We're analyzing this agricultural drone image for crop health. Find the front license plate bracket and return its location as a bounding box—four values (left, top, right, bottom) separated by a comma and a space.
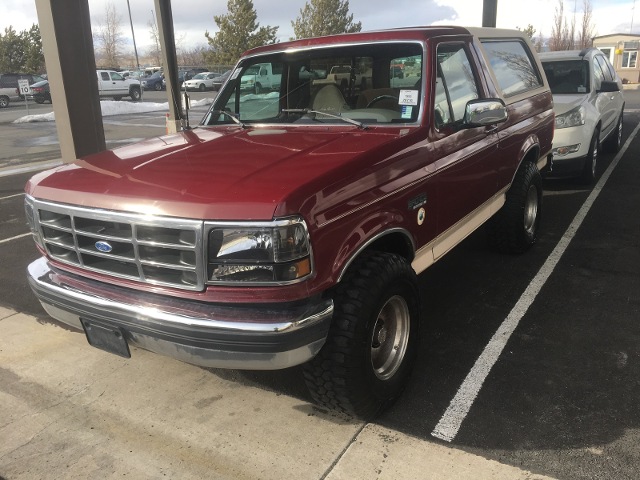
81, 318, 131, 358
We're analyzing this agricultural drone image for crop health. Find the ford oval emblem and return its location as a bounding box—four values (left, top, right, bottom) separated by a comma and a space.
95, 240, 113, 253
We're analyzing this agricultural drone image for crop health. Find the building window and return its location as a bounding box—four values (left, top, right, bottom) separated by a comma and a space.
622, 50, 638, 68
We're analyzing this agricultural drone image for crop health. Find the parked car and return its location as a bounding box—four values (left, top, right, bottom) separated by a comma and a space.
540, 48, 625, 183
96, 70, 142, 101
182, 72, 219, 91
27, 80, 51, 104
141, 71, 165, 91
0, 73, 46, 107
210, 70, 231, 91
25, 26, 553, 419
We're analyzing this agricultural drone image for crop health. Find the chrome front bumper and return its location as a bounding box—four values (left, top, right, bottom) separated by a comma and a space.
27, 257, 333, 370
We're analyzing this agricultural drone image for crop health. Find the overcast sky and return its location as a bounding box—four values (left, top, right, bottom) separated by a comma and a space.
3, 0, 638, 54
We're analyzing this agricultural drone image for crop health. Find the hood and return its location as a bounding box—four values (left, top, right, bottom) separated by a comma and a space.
551, 94, 587, 116
27, 126, 400, 221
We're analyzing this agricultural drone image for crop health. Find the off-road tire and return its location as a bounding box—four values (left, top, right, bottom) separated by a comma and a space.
489, 161, 542, 254
303, 251, 421, 419
603, 113, 623, 154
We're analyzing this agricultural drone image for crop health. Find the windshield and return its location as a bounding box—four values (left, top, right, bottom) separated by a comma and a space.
192, 73, 206, 80
542, 60, 590, 94
202, 42, 423, 127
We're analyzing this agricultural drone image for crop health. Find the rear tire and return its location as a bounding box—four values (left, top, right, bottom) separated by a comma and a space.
489, 161, 542, 254
303, 251, 421, 419
198, 83, 206, 92
0, 96, 9, 108
603, 113, 623, 154
580, 128, 599, 184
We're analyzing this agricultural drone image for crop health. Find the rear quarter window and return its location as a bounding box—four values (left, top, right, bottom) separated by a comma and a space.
481, 40, 543, 97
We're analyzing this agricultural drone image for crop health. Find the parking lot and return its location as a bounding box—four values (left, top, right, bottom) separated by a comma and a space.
1, 90, 639, 479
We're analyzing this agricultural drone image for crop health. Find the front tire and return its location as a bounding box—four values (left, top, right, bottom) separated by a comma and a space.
303, 251, 421, 419
129, 88, 141, 102
603, 113, 623, 154
489, 161, 542, 253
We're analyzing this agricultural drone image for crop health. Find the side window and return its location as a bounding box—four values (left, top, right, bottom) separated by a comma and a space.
594, 55, 613, 82
110, 72, 124, 81
100, 72, 110, 81
434, 43, 479, 129
481, 40, 543, 96
592, 59, 605, 89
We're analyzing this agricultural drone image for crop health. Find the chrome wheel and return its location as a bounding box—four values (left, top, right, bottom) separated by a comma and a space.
523, 184, 539, 236
371, 295, 410, 380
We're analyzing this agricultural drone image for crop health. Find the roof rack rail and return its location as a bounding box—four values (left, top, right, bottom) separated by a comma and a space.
579, 47, 597, 57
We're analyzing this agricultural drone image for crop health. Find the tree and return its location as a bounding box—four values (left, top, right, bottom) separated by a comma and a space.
577, 0, 596, 49
147, 16, 163, 67
204, 0, 278, 66
291, 0, 361, 39
94, 1, 125, 68
0, 25, 44, 73
22, 25, 44, 73
517, 24, 536, 40
0, 26, 26, 72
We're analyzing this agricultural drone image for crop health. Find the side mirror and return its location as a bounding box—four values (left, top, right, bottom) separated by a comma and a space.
463, 99, 508, 127
598, 81, 620, 93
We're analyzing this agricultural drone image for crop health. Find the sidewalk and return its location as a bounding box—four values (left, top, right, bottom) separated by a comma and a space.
0, 306, 553, 479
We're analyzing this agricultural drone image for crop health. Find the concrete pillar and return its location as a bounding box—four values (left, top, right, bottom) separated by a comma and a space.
34, 0, 106, 161
154, 0, 183, 133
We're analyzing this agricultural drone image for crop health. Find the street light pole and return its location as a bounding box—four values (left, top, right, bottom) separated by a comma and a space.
126, 0, 140, 71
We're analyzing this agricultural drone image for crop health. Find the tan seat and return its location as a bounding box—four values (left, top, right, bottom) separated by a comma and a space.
312, 84, 349, 113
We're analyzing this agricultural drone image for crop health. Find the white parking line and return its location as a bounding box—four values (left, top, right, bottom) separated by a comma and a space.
0, 193, 24, 201
432, 122, 640, 443
0, 232, 31, 244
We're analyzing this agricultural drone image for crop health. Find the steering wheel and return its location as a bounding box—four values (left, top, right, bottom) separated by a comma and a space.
366, 95, 397, 108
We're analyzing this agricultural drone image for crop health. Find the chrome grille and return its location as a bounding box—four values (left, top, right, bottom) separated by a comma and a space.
31, 199, 205, 291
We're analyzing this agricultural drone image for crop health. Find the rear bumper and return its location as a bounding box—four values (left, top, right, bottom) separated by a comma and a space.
27, 257, 333, 370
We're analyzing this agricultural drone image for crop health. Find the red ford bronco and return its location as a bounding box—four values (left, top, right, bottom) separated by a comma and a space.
26, 26, 553, 418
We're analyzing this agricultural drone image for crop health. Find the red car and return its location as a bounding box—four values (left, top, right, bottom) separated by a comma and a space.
26, 26, 553, 418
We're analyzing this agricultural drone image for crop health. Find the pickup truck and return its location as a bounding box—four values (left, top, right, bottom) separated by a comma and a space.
96, 70, 142, 101
26, 26, 553, 418
240, 62, 281, 93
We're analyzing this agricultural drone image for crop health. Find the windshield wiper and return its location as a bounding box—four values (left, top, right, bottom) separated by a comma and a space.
213, 109, 248, 128
282, 108, 367, 129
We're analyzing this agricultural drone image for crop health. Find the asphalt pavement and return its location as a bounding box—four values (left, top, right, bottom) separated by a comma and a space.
1, 90, 639, 479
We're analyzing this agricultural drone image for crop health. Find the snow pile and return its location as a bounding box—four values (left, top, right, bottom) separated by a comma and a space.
13, 97, 214, 124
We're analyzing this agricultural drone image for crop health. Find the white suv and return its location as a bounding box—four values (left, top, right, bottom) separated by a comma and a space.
540, 48, 624, 183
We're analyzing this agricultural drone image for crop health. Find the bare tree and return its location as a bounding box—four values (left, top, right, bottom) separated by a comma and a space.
147, 15, 162, 67
94, 1, 125, 68
577, 0, 596, 49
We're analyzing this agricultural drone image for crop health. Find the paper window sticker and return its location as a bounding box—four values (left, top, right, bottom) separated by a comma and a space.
398, 90, 419, 106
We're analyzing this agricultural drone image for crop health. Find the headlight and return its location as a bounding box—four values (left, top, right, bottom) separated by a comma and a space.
555, 106, 585, 129
206, 217, 312, 284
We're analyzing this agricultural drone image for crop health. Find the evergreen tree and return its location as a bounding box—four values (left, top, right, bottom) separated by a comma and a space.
291, 0, 361, 40
0, 27, 26, 72
205, 0, 278, 66
22, 25, 45, 73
